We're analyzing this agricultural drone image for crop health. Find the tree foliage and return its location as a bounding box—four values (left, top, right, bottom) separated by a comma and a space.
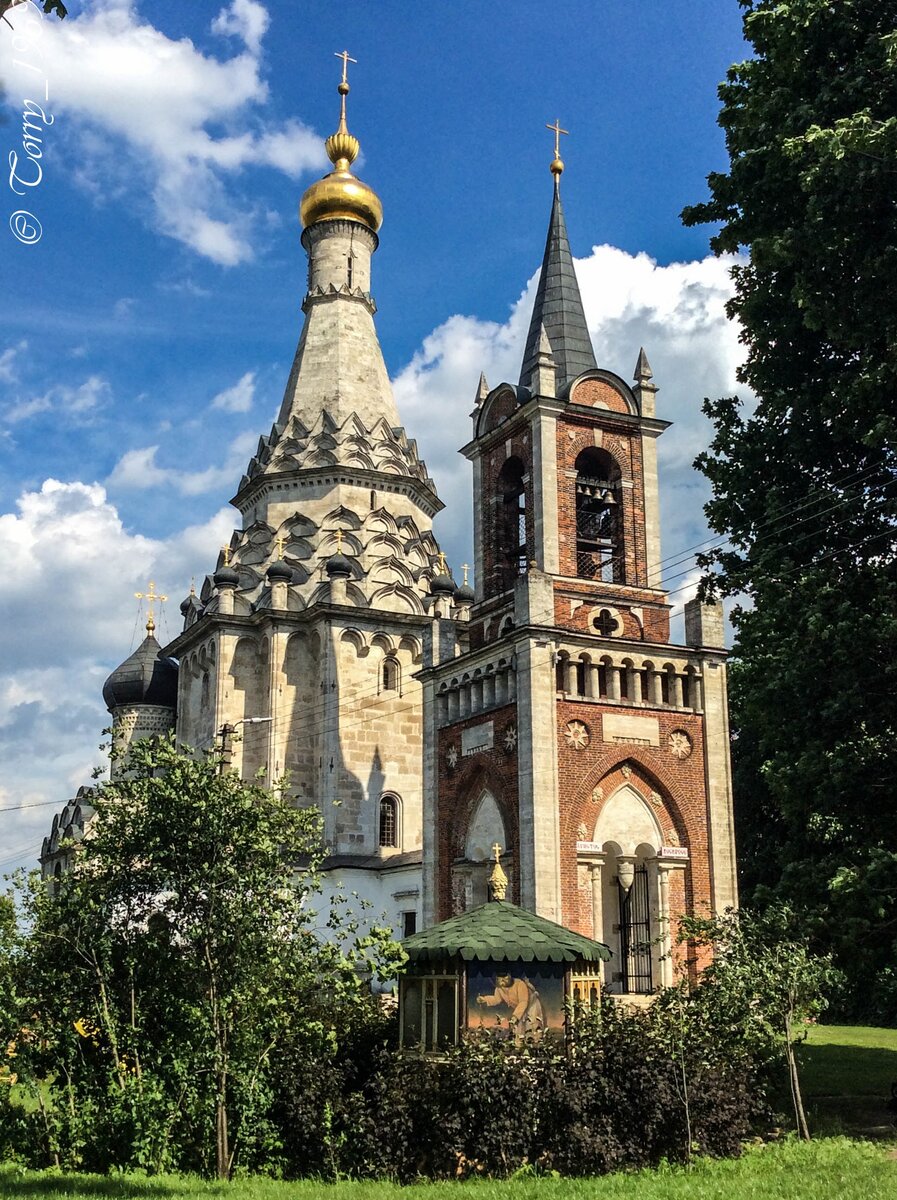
683, 0, 897, 1021
0, 735, 401, 1176
681, 907, 838, 1140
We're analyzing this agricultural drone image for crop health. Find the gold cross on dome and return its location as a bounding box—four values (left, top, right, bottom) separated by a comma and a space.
335, 49, 357, 87
334, 528, 343, 553
221, 543, 232, 566
462, 563, 471, 586
492, 843, 503, 863
546, 118, 569, 159
437, 551, 447, 575
275, 534, 286, 559
135, 580, 167, 635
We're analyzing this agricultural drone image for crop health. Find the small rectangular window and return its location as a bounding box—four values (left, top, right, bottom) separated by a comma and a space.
402, 910, 417, 938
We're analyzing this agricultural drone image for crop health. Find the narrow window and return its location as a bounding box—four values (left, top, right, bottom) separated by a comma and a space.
347, 254, 354, 288
379, 795, 399, 848
382, 657, 399, 692
402, 910, 417, 938
575, 448, 623, 583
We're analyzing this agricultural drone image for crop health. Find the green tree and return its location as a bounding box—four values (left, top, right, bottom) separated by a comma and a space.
681, 908, 837, 1140
683, 0, 897, 1020
1, 734, 402, 1176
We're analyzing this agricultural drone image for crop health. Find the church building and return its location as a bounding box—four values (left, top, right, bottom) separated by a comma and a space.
42, 66, 737, 996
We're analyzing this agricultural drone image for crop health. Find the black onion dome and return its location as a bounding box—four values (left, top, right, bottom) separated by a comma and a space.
326, 552, 353, 577
214, 565, 239, 587
454, 583, 475, 604
267, 559, 293, 583
102, 634, 178, 712
430, 572, 455, 595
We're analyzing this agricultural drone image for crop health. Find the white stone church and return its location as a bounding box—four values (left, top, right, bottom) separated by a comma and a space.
43, 70, 737, 996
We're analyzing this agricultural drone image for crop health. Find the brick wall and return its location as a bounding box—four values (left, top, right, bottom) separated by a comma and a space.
435, 704, 520, 920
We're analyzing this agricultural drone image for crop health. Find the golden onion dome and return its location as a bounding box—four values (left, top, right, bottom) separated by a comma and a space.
300, 72, 383, 233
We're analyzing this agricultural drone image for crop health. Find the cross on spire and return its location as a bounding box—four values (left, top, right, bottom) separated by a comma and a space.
275, 534, 287, 559
491, 842, 503, 862
546, 118, 569, 160
335, 49, 357, 87
135, 580, 167, 635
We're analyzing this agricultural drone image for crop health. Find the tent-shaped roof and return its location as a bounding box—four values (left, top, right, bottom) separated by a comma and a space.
403, 901, 611, 964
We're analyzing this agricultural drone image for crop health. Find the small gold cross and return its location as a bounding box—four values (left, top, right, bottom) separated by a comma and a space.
275, 534, 286, 559
135, 580, 167, 635
335, 49, 357, 87
546, 118, 569, 159
491, 842, 503, 863
437, 551, 447, 575
221, 544, 231, 566
335, 528, 343, 553
462, 563, 471, 586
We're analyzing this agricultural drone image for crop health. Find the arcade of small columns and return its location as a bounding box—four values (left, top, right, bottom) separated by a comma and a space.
434, 646, 705, 728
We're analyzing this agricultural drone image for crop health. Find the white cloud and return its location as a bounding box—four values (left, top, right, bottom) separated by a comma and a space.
0, 478, 235, 874
2, 1, 326, 264
0, 340, 27, 383
393, 244, 751, 613
107, 429, 256, 496
211, 370, 255, 413
3, 374, 110, 426
211, 0, 270, 55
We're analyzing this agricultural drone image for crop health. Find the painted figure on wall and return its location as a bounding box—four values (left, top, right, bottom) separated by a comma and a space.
467, 961, 566, 1040
476, 972, 545, 1039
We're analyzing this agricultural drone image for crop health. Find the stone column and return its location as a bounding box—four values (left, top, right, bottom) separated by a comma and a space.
669, 670, 683, 709
532, 411, 559, 575
607, 663, 621, 701
516, 638, 561, 921
586, 662, 599, 699
588, 857, 606, 987
656, 863, 673, 988
420, 673, 440, 927
564, 657, 577, 695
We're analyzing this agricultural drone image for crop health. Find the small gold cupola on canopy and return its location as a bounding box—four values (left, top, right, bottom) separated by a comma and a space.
398, 873, 611, 1054
299, 50, 383, 234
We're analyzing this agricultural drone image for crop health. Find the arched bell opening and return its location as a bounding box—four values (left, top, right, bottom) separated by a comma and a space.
494, 456, 528, 594
574, 447, 623, 583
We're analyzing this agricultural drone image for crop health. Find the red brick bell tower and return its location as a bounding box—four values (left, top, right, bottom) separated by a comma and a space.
419, 152, 737, 996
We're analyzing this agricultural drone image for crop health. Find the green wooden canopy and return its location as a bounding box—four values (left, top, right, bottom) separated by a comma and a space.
402, 901, 612, 964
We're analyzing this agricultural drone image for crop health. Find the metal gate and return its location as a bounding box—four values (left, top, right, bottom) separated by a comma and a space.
618, 864, 653, 993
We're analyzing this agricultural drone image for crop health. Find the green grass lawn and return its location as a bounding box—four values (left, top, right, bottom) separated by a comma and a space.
0, 1140, 895, 1200
798, 1024, 897, 1137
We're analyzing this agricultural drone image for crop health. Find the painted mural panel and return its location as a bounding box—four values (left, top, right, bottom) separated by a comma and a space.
466, 961, 565, 1040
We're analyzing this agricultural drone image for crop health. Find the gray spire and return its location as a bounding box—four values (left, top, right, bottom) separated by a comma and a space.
519, 185, 597, 391
634, 347, 653, 381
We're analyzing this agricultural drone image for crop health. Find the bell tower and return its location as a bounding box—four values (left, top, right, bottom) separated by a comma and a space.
421, 133, 737, 995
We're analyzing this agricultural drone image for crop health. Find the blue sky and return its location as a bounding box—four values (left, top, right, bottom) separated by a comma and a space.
0, 0, 750, 871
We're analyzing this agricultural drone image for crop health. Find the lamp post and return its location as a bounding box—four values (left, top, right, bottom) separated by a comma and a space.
217, 717, 273, 775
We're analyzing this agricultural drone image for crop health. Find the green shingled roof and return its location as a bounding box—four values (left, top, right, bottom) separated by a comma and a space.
402, 901, 611, 964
